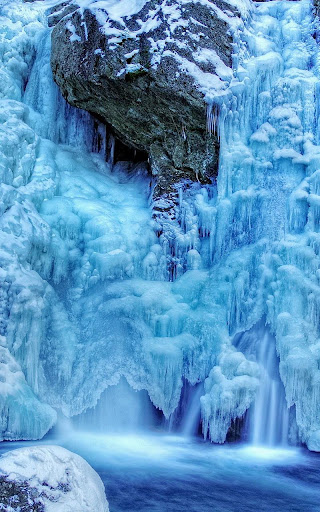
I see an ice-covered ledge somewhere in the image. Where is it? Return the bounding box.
[0,445,109,512]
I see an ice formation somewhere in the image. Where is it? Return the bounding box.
[1,0,320,451]
[0,445,109,511]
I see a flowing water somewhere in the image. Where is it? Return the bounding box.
[1,435,320,512]
[180,383,204,437]
[73,377,161,434]
[235,322,290,447]
[165,381,204,436]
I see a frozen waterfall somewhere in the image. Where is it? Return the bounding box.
[201,0,320,451]
[1,0,320,452]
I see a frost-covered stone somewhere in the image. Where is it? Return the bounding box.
[50,0,251,203]
[0,445,109,512]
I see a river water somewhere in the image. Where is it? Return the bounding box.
[1,433,320,512]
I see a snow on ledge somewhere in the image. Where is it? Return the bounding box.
[73,0,252,23]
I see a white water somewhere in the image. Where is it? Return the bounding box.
[73,377,160,433]
[251,329,289,447]
[235,322,290,447]
[1,434,319,512]
[181,383,204,437]
[164,381,204,437]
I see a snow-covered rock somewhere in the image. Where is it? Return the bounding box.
[0,445,109,512]
[50,0,251,203]
[3,0,320,453]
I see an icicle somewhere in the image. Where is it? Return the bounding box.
[206,102,220,139]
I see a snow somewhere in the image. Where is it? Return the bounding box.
[66,20,81,42]
[68,0,247,98]
[74,0,251,24]
[194,48,233,81]
[75,0,149,22]
[162,50,229,95]
[0,445,109,512]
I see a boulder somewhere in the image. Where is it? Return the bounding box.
[50,0,244,204]
[0,445,109,512]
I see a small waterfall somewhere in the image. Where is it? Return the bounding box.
[180,383,204,437]
[234,321,289,447]
[167,380,204,437]
[73,377,161,434]
[250,330,289,446]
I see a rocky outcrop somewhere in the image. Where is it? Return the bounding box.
[50,0,247,205]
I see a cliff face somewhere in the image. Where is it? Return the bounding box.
[50,0,248,205]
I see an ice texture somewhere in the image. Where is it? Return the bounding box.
[199,0,320,449]
[0,445,109,511]
[1,0,320,451]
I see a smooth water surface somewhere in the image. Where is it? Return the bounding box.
[1,434,320,512]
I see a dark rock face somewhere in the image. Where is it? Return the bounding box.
[47,1,78,25]
[0,476,45,511]
[50,0,239,203]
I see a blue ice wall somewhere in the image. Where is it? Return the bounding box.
[1,0,320,450]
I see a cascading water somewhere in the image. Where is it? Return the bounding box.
[250,332,289,447]
[166,380,204,437]
[181,383,204,437]
[234,322,289,447]
[73,377,161,434]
